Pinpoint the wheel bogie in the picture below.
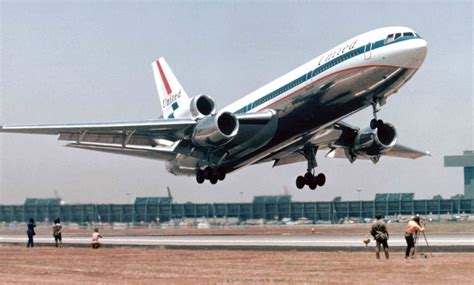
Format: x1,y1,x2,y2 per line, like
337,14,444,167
196,167,226,184
296,172,326,190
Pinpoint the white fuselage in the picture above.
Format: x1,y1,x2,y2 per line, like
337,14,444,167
168,26,428,175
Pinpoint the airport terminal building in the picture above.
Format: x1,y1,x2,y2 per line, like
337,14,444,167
445,150,474,199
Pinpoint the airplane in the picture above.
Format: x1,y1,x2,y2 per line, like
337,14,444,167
0,26,430,190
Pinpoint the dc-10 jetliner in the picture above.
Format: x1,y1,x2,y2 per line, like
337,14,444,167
1,26,430,190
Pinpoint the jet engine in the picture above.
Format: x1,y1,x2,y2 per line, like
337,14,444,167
352,123,397,157
192,111,239,147
189,94,216,118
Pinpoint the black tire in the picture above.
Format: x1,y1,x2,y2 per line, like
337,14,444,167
217,171,226,181
377,119,384,129
204,167,213,179
196,170,205,184
309,179,317,190
370,119,378,129
316,173,326,186
304,172,313,184
210,177,218,184
296,176,305,189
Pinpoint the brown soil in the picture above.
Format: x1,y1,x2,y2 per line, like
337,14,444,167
0,245,472,284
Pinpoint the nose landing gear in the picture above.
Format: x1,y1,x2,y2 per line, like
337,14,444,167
370,98,385,129
295,144,326,190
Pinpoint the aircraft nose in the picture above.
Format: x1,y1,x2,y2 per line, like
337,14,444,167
406,39,428,65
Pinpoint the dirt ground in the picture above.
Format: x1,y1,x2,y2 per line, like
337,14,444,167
0,245,473,284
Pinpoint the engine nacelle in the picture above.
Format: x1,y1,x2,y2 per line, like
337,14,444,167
189,94,216,119
192,111,239,147
352,123,397,157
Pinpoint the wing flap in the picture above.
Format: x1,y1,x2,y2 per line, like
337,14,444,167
66,143,177,161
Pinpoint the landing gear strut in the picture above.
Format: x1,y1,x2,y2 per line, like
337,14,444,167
196,167,226,184
295,144,326,190
370,99,384,130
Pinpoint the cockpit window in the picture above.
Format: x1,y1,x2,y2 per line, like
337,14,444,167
403,32,414,37
385,34,394,44
394,33,402,40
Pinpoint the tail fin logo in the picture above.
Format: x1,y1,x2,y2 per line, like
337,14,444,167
162,89,182,109
152,57,190,118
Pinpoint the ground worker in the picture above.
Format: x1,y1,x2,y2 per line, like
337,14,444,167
405,215,425,258
52,217,62,248
370,214,389,259
91,228,103,249
26,218,36,248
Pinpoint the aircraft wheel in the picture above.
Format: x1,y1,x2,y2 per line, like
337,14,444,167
370,119,378,129
210,177,218,184
316,173,326,186
308,179,317,190
204,167,213,179
377,119,384,129
296,176,305,189
304,172,313,184
217,171,226,181
196,170,205,184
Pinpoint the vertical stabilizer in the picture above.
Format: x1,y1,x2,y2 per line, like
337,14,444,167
152,58,190,118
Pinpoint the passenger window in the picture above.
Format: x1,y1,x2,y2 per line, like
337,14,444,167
403,32,414,37
394,33,401,40
385,34,394,43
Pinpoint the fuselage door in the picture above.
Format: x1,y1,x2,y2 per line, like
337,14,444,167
364,42,373,60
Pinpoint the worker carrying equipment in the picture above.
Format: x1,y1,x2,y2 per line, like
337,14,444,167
370,214,389,259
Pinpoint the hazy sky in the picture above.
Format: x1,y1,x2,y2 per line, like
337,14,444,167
1,1,473,204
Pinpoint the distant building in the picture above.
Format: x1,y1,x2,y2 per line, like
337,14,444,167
444,150,474,199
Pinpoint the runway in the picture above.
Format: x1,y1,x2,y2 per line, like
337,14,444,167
1,233,473,251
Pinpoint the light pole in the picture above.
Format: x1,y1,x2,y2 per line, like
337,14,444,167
356,189,362,220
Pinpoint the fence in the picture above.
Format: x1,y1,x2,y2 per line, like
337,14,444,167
1,199,473,225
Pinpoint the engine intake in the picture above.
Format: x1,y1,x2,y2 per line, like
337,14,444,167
190,94,216,118
352,123,397,157
192,111,239,147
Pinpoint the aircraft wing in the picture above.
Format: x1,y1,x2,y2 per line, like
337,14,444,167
0,111,276,162
269,121,429,167
0,119,197,146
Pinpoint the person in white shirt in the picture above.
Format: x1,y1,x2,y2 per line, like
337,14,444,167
91,228,103,249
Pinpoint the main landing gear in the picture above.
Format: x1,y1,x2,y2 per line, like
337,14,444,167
196,167,226,185
295,144,326,190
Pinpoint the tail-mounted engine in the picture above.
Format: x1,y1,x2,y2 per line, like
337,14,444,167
192,111,239,147
352,122,397,158
189,94,216,119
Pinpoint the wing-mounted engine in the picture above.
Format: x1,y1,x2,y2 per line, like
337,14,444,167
351,122,397,162
192,111,239,147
